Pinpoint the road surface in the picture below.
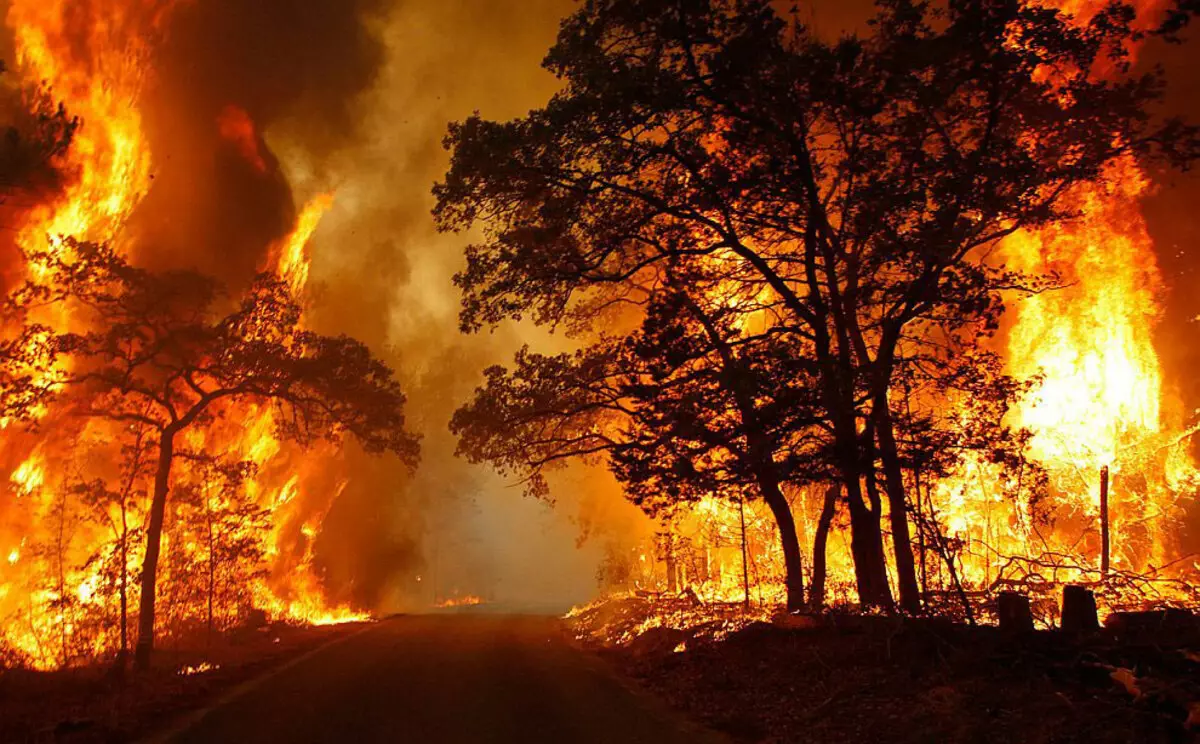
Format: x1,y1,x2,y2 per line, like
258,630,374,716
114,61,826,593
156,614,724,743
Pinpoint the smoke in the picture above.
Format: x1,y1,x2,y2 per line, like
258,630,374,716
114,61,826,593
1136,25,1200,555
1143,31,1200,407
130,0,391,283
115,0,646,612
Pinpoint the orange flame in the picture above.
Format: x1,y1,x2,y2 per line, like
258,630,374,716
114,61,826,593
927,0,1197,602
275,193,335,294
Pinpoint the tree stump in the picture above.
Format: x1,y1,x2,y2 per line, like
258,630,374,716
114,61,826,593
997,591,1034,632
1060,585,1099,632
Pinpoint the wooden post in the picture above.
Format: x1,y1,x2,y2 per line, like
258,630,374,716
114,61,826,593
1061,584,1100,632
1099,465,1110,577
915,472,928,605
663,533,678,594
739,499,750,611
997,591,1034,632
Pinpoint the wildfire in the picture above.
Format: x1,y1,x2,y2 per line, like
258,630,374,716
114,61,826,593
923,0,1198,605
1,0,1196,675
587,0,1199,627
979,154,1194,572
0,2,368,670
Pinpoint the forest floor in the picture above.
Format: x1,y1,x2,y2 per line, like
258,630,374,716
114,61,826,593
0,621,368,743
570,596,1200,744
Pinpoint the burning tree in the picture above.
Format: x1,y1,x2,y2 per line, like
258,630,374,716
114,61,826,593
437,0,1197,612
0,240,420,669
71,425,154,667
169,454,267,647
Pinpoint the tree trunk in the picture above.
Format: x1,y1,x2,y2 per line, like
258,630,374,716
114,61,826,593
664,534,678,594
134,428,175,671
844,478,892,610
118,500,129,665
738,499,750,611
206,494,215,648
862,464,894,599
1099,466,1110,577
810,484,838,611
829,403,893,611
997,591,1034,632
873,392,921,614
1061,585,1099,632
757,475,805,612
56,494,68,668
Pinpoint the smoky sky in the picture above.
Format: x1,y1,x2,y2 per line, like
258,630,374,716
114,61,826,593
123,0,605,610
130,0,389,284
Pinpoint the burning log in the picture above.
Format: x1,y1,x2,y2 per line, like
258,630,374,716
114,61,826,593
1060,585,1099,632
997,591,1034,632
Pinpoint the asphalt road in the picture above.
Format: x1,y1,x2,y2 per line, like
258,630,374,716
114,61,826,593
157,614,724,743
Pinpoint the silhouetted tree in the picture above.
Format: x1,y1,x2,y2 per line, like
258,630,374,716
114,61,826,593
1,240,419,669
0,71,77,199
436,0,1197,611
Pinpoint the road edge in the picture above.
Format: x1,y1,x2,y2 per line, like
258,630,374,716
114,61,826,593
138,620,384,744
556,620,731,744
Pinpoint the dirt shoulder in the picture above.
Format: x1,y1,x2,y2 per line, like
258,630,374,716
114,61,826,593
573,600,1200,743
